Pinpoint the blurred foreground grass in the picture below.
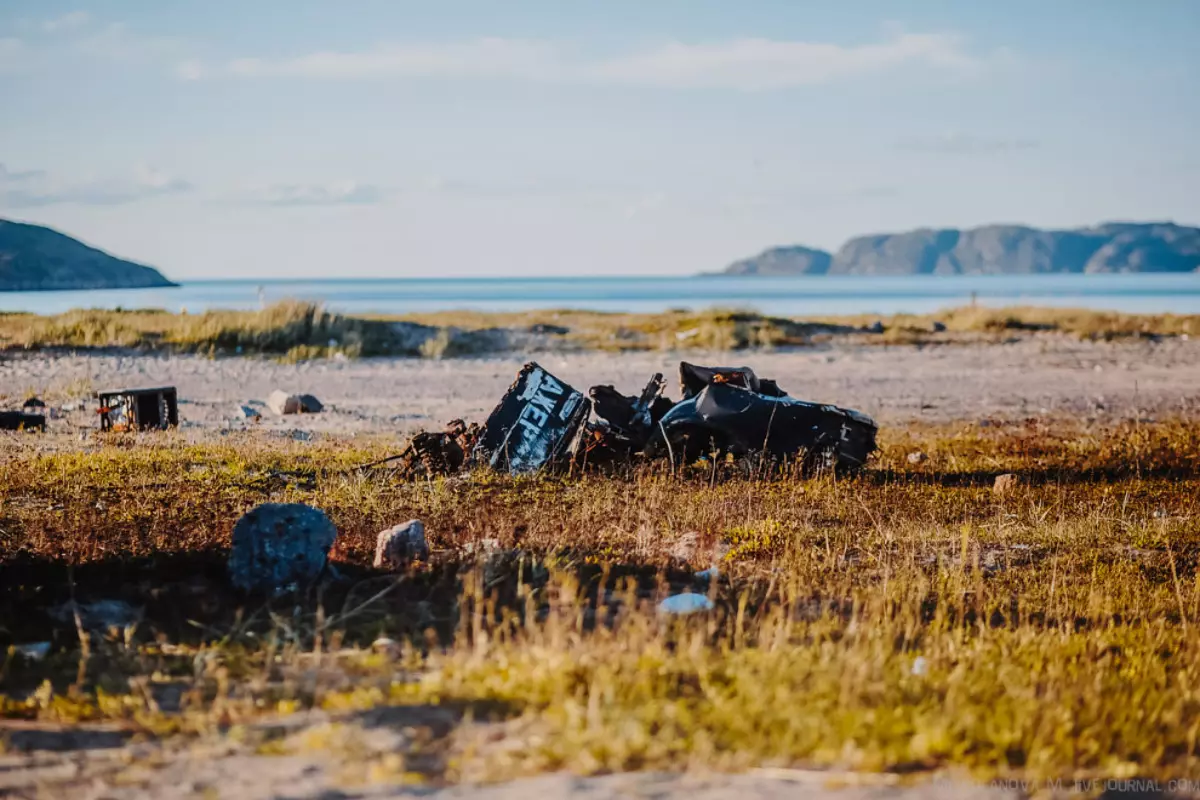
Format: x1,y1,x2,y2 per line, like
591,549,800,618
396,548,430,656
1,300,1196,359
2,417,1200,785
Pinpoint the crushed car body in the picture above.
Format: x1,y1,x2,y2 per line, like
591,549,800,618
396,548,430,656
394,360,878,478
650,363,877,471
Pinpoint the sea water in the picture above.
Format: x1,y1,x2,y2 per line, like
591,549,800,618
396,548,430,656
4,274,1200,316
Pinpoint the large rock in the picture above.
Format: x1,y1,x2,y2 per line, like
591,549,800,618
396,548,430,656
374,520,429,569
228,503,337,593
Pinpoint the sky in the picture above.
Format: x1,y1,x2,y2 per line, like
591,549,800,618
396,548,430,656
1,1,1198,279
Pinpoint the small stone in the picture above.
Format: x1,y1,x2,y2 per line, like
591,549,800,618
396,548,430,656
267,391,323,414
374,520,429,569
658,593,714,615
993,473,1019,496
228,503,337,594
907,451,928,465
267,390,301,415
867,321,885,334
297,394,323,413
930,321,947,333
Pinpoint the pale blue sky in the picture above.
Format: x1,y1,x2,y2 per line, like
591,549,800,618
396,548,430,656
1,1,1197,278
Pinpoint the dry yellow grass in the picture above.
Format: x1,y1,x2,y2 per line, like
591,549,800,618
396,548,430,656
2,417,1200,785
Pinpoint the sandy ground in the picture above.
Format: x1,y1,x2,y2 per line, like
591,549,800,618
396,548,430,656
4,335,1200,440
4,335,1200,798
0,714,1020,800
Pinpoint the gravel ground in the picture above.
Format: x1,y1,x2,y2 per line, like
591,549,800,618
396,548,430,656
3,335,1200,439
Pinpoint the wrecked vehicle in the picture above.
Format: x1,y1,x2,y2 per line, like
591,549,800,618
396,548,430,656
389,360,877,479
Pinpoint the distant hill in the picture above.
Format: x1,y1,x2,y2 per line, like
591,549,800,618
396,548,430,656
0,218,175,291
719,222,1200,276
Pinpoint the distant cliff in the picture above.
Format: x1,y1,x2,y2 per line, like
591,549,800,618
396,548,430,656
721,222,1200,276
0,218,175,291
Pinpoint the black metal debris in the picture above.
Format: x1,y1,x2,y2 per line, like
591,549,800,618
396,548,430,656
471,362,589,473
461,360,877,477
97,387,179,432
651,364,877,471
0,411,45,432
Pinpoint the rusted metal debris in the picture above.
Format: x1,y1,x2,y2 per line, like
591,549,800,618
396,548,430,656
391,419,482,478
97,387,179,432
397,360,878,479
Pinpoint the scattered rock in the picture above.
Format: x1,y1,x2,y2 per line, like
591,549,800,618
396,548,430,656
867,321,885,334
658,593,714,615
374,520,429,569
931,321,947,333
993,473,1020,496
49,599,142,631
297,394,323,413
237,405,262,420
267,390,300,415
227,503,337,594
907,451,928,465
267,391,322,415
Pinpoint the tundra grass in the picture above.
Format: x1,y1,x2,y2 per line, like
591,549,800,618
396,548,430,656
1,301,1195,358
1,418,1200,787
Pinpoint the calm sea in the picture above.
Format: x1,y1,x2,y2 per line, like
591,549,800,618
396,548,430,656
4,274,1200,317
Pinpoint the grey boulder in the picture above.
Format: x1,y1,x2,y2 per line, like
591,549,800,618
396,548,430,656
228,503,337,593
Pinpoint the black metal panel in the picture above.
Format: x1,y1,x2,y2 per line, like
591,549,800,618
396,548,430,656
472,362,588,473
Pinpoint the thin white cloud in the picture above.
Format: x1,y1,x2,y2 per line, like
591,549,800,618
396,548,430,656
233,182,386,207
0,163,193,208
225,38,556,80
72,22,184,62
897,132,1040,154
42,11,91,33
591,33,977,90
199,31,993,90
